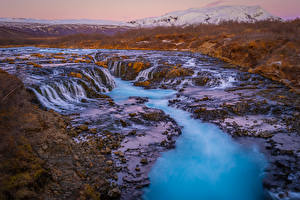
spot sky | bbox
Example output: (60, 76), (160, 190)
(0, 0), (299, 21)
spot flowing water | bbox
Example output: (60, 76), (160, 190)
(0, 47), (268, 200)
(109, 78), (267, 200)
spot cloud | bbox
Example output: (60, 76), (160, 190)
(204, 0), (228, 8)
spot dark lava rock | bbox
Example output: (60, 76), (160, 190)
(142, 111), (165, 121)
(140, 158), (148, 165)
(108, 188), (121, 198)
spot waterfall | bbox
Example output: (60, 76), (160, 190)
(212, 75), (236, 89)
(135, 66), (156, 81)
(101, 67), (116, 89)
(28, 66), (116, 112)
(135, 61), (157, 81)
(30, 80), (88, 112)
(108, 61), (121, 76)
(82, 68), (112, 92)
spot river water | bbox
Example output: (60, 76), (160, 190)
(109, 78), (267, 200)
(0, 47), (268, 200)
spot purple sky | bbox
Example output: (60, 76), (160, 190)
(0, 0), (299, 20)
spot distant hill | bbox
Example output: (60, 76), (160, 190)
(0, 22), (132, 40)
(0, 18), (127, 26)
(128, 5), (280, 27)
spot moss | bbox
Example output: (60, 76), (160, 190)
(165, 67), (193, 79)
(129, 113), (137, 117)
(95, 61), (108, 68)
(69, 72), (83, 79)
(31, 53), (44, 58)
(134, 80), (151, 87)
(0, 139), (48, 198)
(2, 58), (15, 63)
(84, 59), (92, 63)
(84, 55), (94, 60)
(81, 184), (101, 200)
(52, 56), (65, 59)
(26, 62), (43, 68)
(142, 111), (164, 121)
(194, 107), (207, 113)
(132, 62), (145, 73)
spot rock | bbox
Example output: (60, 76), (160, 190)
(128, 130), (137, 136)
(140, 158), (148, 165)
(162, 131), (168, 135)
(90, 128), (97, 134)
(135, 167), (141, 172)
(108, 187), (121, 198)
(142, 111), (164, 121)
(105, 147), (111, 154)
(134, 81), (151, 87)
(73, 154), (80, 161)
(78, 124), (89, 131)
(259, 131), (273, 138)
(58, 120), (67, 128)
(106, 160), (113, 165)
(95, 61), (108, 68)
(120, 119), (127, 127)
(69, 72), (82, 79)
(15, 189), (36, 199)
(42, 144), (48, 151)
(114, 151), (124, 157)
(160, 140), (167, 146)
(129, 113), (137, 117)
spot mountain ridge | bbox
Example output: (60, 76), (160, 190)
(129, 5), (280, 26)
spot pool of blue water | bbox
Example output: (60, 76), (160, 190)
(111, 79), (267, 200)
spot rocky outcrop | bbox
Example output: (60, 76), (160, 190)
(105, 57), (151, 80)
(134, 65), (194, 89)
(151, 65), (193, 81)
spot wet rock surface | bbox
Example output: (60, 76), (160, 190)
(167, 73), (300, 198)
(1, 47), (300, 199)
(94, 49), (300, 198)
(70, 96), (181, 200)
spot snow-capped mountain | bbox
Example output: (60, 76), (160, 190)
(128, 5), (280, 27)
(0, 5), (280, 28)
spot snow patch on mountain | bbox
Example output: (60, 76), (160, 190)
(128, 5), (280, 27)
